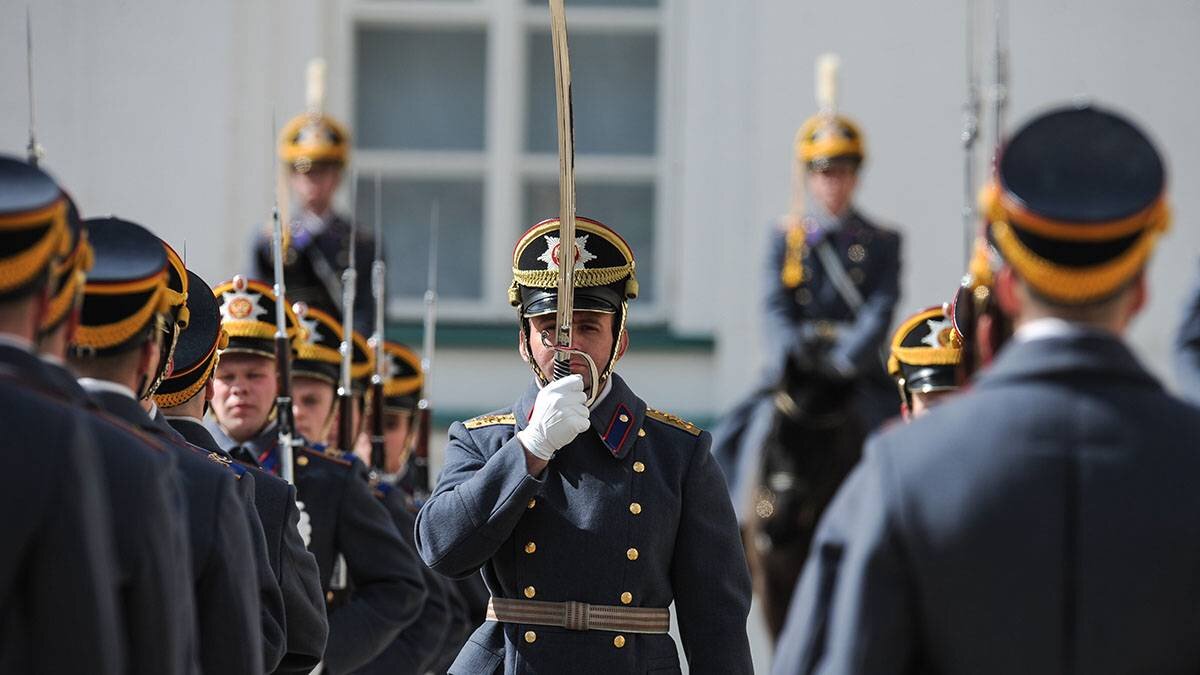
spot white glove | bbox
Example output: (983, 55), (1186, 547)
(517, 374), (591, 461)
(296, 500), (313, 548)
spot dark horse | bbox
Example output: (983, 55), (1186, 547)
(741, 341), (866, 641)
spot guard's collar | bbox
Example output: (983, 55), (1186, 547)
(78, 377), (138, 402)
(514, 372), (645, 460)
(0, 333), (34, 353)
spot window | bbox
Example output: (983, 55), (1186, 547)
(345, 0), (673, 322)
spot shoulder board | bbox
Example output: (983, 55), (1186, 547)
(298, 445), (352, 467)
(464, 413), (516, 430)
(644, 408), (702, 436)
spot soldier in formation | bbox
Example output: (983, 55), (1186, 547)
(772, 104), (1200, 674)
(416, 217), (754, 673)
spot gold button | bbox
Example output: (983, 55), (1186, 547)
(325, 591), (334, 603)
(524, 586), (536, 599)
(524, 541), (537, 554)
(637, 429), (646, 438)
(620, 591), (632, 605)
(525, 630), (537, 644)
(626, 548), (639, 561)
(633, 461), (645, 473)
(619, 414), (629, 423)
(613, 635), (626, 648)
(629, 502), (642, 515)
(297, 455), (309, 467)
(528, 498), (537, 509)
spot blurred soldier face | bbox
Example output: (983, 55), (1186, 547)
(293, 376), (336, 442)
(212, 353), (278, 442)
(351, 408), (413, 475)
(289, 163), (343, 216)
(523, 311), (625, 395)
(807, 164), (859, 218)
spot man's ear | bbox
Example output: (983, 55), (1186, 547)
(994, 265), (1022, 319)
(614, 329), (630, 363)
(517, 328), (531, 364)
(204, 377), (215, 403)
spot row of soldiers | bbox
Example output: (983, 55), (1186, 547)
(0, 95), (486, 674)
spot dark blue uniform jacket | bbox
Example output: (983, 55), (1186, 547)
(416, 373), (754, 674)
(170, 416), (330, 674)
(774, 331), (1200, 675)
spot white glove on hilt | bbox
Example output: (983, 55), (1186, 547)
(517, 374), (591, 461)
(295, 500), (313, 548)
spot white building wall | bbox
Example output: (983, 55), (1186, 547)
(1, 0), (1199, 424)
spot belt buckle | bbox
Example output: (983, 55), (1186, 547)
(563, 600), (590, 631)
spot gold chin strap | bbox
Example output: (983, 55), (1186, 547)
(522, 300), (627, 405)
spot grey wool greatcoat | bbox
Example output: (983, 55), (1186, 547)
(416, 373), (753, 674)
(773, 329), (1200, 675)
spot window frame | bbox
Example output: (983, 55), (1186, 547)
(336, 0), (680, 324)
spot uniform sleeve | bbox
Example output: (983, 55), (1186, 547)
(323, 467), (427, 674)
(763, 227), (807, 375)
(352, 502), (455, 675)
(195, 473), (264, 675)
(26, 424), (124, 675)
(415, 422), (545, 577)
(770, 438), (917, 675)
(830, 231), (901, 376)
(238, 474), (287, 673)
(1174, 261), (1200, 404)
(670, 431), (754, 675)
(124, 454), (198, 675)
(275, 485), (330, 674)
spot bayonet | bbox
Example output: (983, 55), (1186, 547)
(962, 0), (981, 264)
(336, 169), (359, 452)
(25, 8), (42, 166)
(270, 110), (298, 485)
(369, 172), (386, 472)
(410, 200), (439, 498)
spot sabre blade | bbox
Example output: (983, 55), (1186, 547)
(549, 0), (576, 380)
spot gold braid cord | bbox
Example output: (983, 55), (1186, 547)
(513, 265), (632, 290)
(780, 219), (806, 288)
(990, 219), (1162, 304)
(75, 283), (170, 349)
(0, 201), (67, 293)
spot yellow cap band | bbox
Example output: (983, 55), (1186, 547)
(991, 218), (1162, 304)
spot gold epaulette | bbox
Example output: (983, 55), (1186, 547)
(298, 445), (352, 467)
(644, 408), (702, 436)
(463, 413), (516, 430)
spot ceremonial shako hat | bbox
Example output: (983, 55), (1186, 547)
(982, 105), (1169, 304)
(41, 194), (92, 333)
(887, 306), (962, 395)
(279, 59), (350, 173)
(380, 341), (422, 412)
(0, 155), (69, 300)
(796, 115), (865, 171)
(510, 216), (637, 386)
(290, 305), (373, 387)
(156, 270), (227, 409)
(509, 216), (638, 318)
(214, 276), (301, 358)
(795, 54), (865, 171)
(72, 218), (171, 356)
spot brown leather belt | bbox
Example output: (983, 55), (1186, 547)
(486, 597), (670, 634)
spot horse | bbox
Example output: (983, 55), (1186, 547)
(738, 339), (867, 641)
